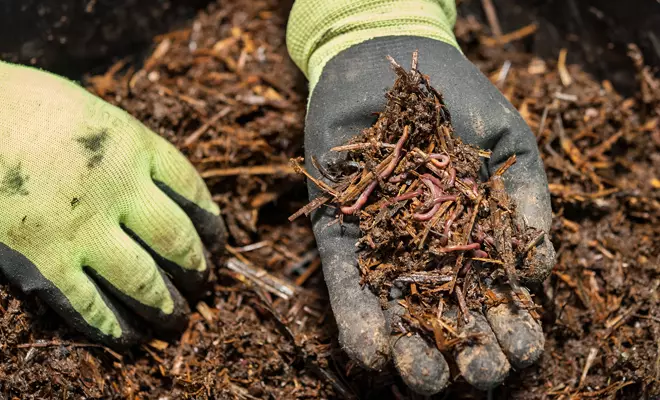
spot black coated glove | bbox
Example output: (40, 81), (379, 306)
(304, 37), (555, 394)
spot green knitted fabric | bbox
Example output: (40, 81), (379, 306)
(286, 0), (459, 94)
(0, 61), (218, 337)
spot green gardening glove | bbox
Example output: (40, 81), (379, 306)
(0, 61), (227, 346)
(288, 0), (555, 395)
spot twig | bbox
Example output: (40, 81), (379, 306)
(201, 164), (296, 178)
(393, 273), (453, 286)
(455, 286), (471, 324)
(183, 106), (231, 147)
(602, 304), (642, 338)
(295, 258), (321, 286)
(16, 340), (122, 360)
(481, 0), (503, 38)
(225, 255), (296, 300)
(481, 23), (538, 47)
(471, 257), (504, 265)
(537, 105), (550, 140)
(331, 142), (394, 152)
(558, 48), (573, 86)
(288, 194), (331, 221)
(523, 231), (546, 255)
(578, 348), (599, 389)
(289, 158), (338, 197)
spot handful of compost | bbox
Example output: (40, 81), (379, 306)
(292, 52), (544, 346)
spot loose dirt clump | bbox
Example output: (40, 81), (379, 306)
(291, 52), (543, 344)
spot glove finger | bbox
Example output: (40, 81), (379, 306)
(385, 300), (450, 395)
(83, 224), (189, 332)
(500, 169), (556, 284)
(149, 134), (227, 253)
(453, 309), (510, 390)
(485, 287), (544, 369)
(0, 243), (142, 347)
(123, 183), (209, 293)
(312, 206), (390, 370)
(391, 334), (450, 395)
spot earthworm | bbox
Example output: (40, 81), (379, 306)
(446, 167), (456, 187)
(381, 190), (423, 208)
(429, 153), (450, 168)
(340, 127), (409, 214)
(413, 205), (441, 221)
(420, 173), (443, 189)
(413, 178), (441, 220)
(472, 249), (488, 258)
(380, 126), (410, 180)
(444, 203), (464, 238)
(458, 259), (473, 278)
(431, 194), (458, 205)
(389, 172), (409, 183)
(439, 243), (481, 252)
(411, 148), (448, 169)
(340, 180), (377, 215)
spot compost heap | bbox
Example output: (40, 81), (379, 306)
(0, 0), (657, 399)
(291, 52), (543, 340)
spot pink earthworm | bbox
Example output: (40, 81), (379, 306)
(444, 203), (464, 238)
(413, 205), (442, 221)
(413, 178), (441, 220)
(340, 180), (377, 215)
(381, 190), (423, 208)
(459, 259), (473, 277)
(389, 172), (409, 183)
(431, 194), (458, 205)
(380, 126), (410, 180)
(429, 153), (450, 168)
(420, 173), (444, 189)
(446, 167), (456, 187)
(340, 126), (410, 215)
(439, 243), (481, 252)
(472, 249), (488, 258)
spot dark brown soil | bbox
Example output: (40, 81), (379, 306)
(0, 0), (658, 399)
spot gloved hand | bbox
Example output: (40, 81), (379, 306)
(287, 0), (555, 394)
(0, 61), (227, 346)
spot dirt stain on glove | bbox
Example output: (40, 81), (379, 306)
(76, 129), (109, 168)
(0, 161), (29, 196)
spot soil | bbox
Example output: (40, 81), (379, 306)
(0, 0), (658, 399)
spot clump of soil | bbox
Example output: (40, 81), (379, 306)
(292, 52), (542, 341)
